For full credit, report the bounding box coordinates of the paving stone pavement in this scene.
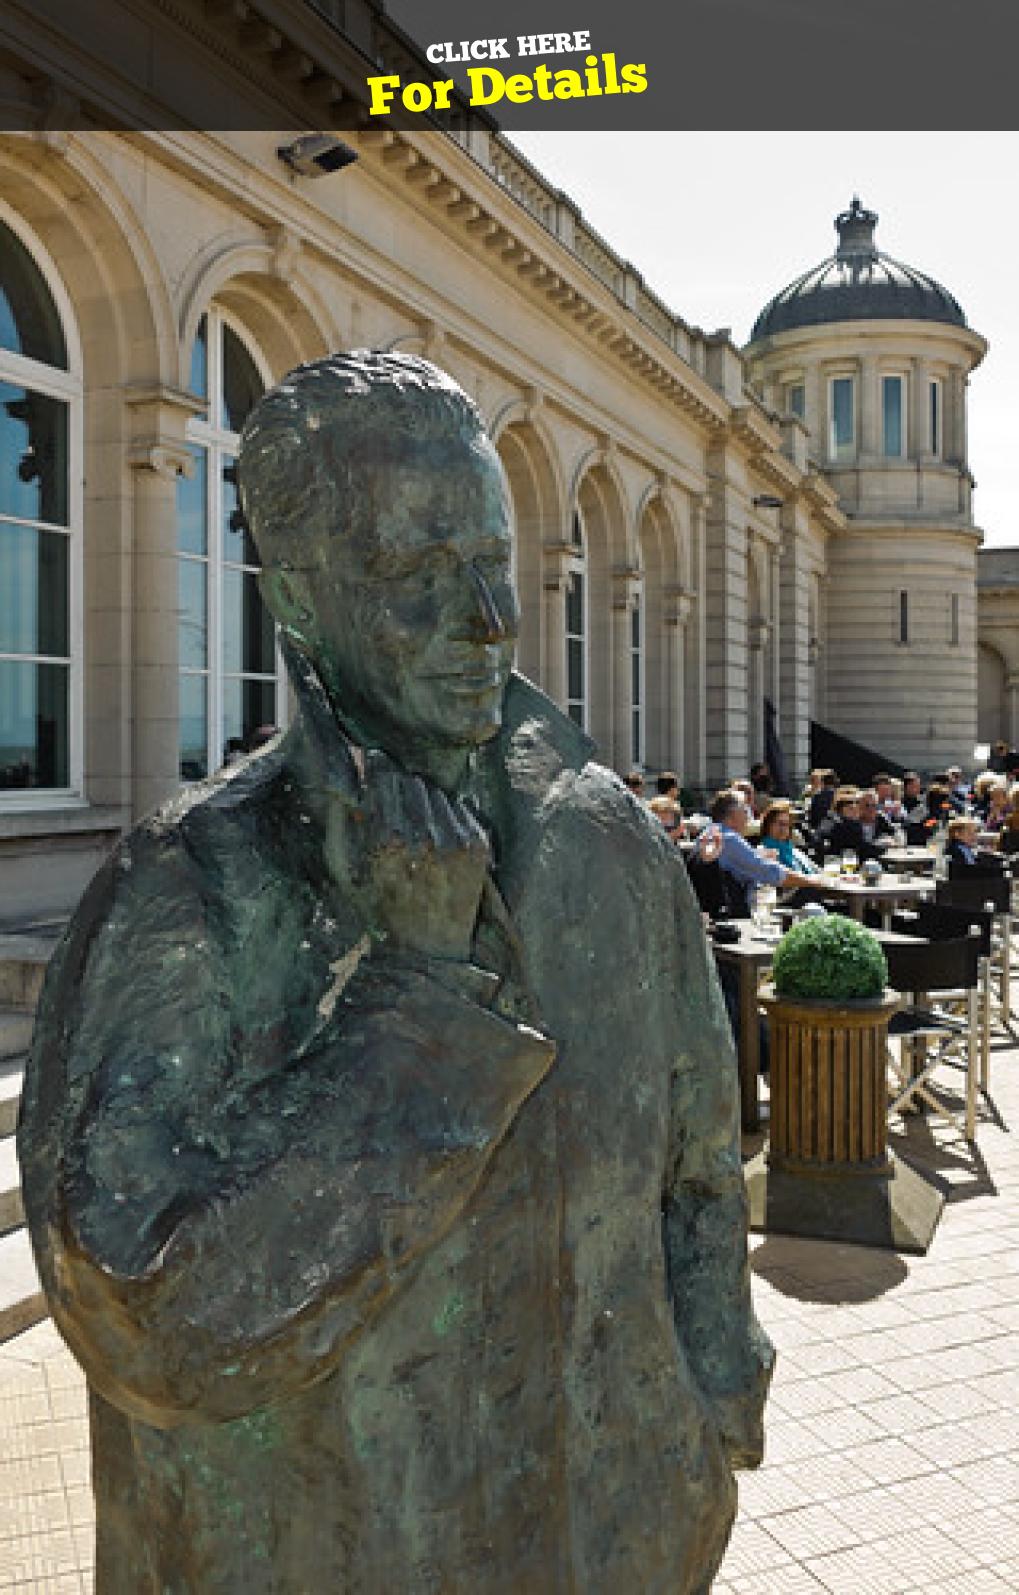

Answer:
[0,1033,1017,1592]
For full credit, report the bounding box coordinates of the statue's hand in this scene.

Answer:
[325,754,491,962]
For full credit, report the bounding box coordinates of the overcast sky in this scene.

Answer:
[511,130,1017,548]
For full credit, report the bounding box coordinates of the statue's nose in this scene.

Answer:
[465,561,509,643]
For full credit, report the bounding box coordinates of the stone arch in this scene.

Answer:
[492,414,564,689]
[178,238,335,386]
[978,641,1008,746]
[574,454,628,766]
[0,136,176,387]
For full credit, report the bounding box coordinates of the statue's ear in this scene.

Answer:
[258,566,316,653]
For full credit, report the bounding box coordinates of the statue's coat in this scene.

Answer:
[19,674,772,1594]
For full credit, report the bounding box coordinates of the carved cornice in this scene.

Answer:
[355,130,730,440]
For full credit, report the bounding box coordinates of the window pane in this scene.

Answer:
[223,677,277,763]
[632,709,641,765]
[223,567,274,675]
[221,324,263,433]
[0,383,69,525]
[176,448,207,555]
[0,522,68,656]
[565,570,583,637]
[567,637,584,704]
[787,383,805,418]
[179,674,208,782]
[222,456,258,565]
[178,559,207,670]
[882,376,902,456]
[631,648,640,704]
[0,659,69,788]
[571,511,584,550]
[189,314,208,402]
[899,591,909,645]
[0,221,67,369]
[831,377,854,452]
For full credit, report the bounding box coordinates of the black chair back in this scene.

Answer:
[892,902,993,959]
[936,874,1011,914]
[1000,828,1019,856]
[882,929,981,995]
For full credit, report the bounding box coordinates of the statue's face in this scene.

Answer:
[308,431,518,757]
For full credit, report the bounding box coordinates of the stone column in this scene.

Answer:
[778,508,813,787]
[704,450,748,784]
[1008,672,1019,748]
[910,356,928,458]
[860,354,880,458]
[748,617,770,765]
[541,543,572,713]
[611,568,641,772]
[684,494,708,790]
[126,387,204,821]
[665,587,692,780]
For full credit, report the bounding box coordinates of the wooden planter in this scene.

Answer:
[761,988,903,1177]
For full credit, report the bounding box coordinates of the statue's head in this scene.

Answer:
[237,351,518,777]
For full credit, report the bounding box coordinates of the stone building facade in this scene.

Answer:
[977,549,1019,749]
[0,0,1002,922]
[745,199,988,775]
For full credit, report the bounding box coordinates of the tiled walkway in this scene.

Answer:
[1,1039,1017,1592]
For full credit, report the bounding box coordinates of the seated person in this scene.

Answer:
[757,800,818,874]
[905,781,951,847]
[699,789,815,905]
[813,789,884,864]
[944,765,971,812]
[807,768,838,829]
[648,771,683,840]
[946,815,1006,875]
[900,770,926,833]
[623,770,646,802]
[984,781,1010,832]
[858,788,895,845]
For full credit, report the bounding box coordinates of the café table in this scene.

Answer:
[811,874,934,929]
[880,847,936,875]
[710,922,779,1132]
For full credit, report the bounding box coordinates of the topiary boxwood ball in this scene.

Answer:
[772,913,887,1002]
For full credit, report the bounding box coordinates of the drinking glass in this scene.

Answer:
[841,850,858,875]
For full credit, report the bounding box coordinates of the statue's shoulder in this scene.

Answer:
[53,742,292,985]
[492,674,667,857]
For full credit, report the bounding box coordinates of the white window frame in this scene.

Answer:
[929,376,943,457]
[0,202,84,810]
[881,372,907,459]
[828,373,856,462]
[565,509,589,732]
[181,307,287,782]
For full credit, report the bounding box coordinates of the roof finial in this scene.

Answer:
[836,198,879,261]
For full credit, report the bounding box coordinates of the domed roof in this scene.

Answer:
[750,199,966,341]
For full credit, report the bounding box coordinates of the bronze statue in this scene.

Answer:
[19,352,772,1593]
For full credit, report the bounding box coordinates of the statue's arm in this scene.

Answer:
[661,860,775,1468]
[23,854,553,1430]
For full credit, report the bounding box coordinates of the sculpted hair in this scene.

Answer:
[236,351,489,566]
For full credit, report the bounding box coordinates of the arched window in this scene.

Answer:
[565,509,588,729]
[0,213,81,799]
[178,309,285,780]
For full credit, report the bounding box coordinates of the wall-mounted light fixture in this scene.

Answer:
[277,134,359,178]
